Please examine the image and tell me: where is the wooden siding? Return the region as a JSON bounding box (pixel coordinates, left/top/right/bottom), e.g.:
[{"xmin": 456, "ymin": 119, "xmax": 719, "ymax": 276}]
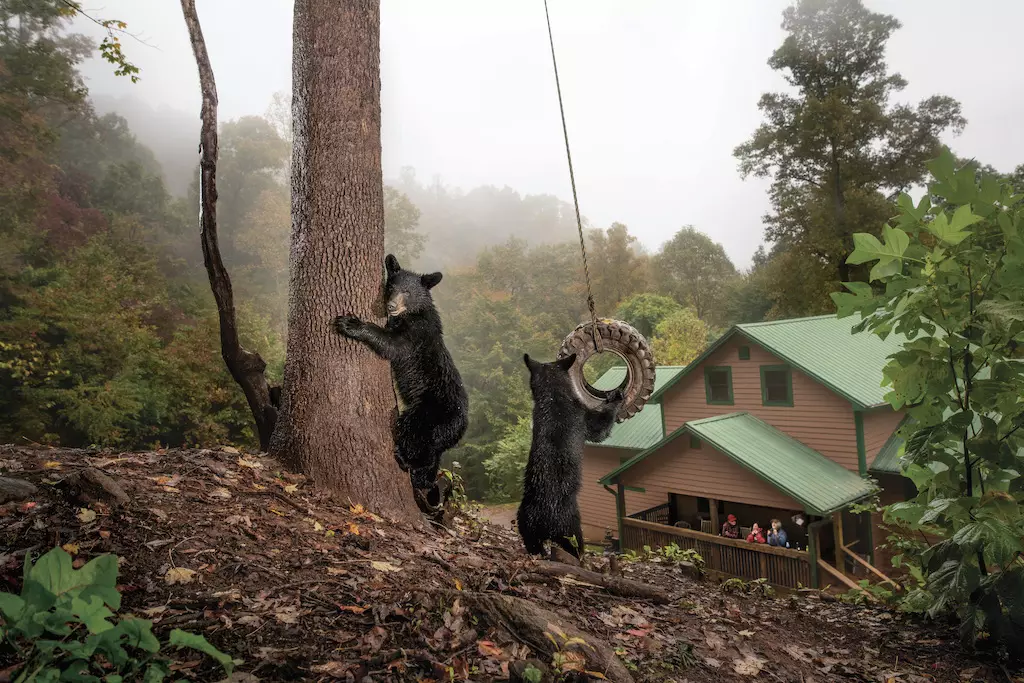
[
  {"xmin": 661, "ymin": 337, "xmax": 861, "ymax": 471},
  {"xmin": 871, "ymin": 473, "xmax": 915, "ymax": 573},
  {"xmin": 621, "ymin": 437, "xmax": 801, "ymax": 511},
  {"xmin": 580, "ymin": 447, "xmax": 664, "ymax": 541},
  {"xmin": 863, "ymin": 408, "xmax": 905, "ymax": 460}
]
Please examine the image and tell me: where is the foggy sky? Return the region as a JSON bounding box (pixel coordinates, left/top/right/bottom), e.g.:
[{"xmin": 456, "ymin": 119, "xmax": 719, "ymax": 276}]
[{"xmin": 73, "ymin": 1, "xmax": 1024, "ymax": 269}]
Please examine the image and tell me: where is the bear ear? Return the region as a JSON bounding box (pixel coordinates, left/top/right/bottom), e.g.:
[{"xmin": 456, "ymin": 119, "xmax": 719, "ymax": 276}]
[
  {"xmin": 421, "ymin": 272, "xmax": 443, "ymax": 289},
  {"xmin": 556, "ymin": 353, "xmax": 577, "ymax": 372},
  {"xmin": 385, "ymin": 254, "xmax": 401, "ymax": 277},
  {"xmin": 523, "ymin": 353, "xmax": 537, "ymax": 371}
]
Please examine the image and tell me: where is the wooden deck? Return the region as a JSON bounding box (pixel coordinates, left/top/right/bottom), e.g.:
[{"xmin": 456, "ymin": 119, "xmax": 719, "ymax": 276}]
[{"xmin": 621, "ymin": 515, "xmax": 813, "ymax": 589}]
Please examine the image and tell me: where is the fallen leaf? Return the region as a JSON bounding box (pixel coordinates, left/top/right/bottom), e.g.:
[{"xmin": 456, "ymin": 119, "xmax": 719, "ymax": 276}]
[
  {"xmin": 142, "ymin": 606, "xmax": 168, "ymax": 617},
  {"xmin": 585, "ymin": 672, "xmax": 608, "ymax": 680},
  {"xmin": 326, "ymin": 567, "xmax": 348, "ymax": 576},
  {"xmin": 18, "ymin": 502, "xmax": 37, "ymax": 513},
  {"xmin": 98, "ymin": 530, "xmax": 110, "ymax": 539},
  {"xmin": 61, "ymin": 543, "xmax": 79, "ymax": 555},
  {"xmin": 282, "ymin": 483, "xmax": 298, "ymax": 493},
  {"xmin": 346, "ymin": 522, "xmax": 360, "ymax": 535},
  {"xmin": 310, "ymin": 662, "xmax": 354, "ymax": 676},
  {"xmin": 704, "ymin": 631, "xmax": 725, "ymax": 652},
  {"xmin": 274, "ymin": 606, "xmax": 301, "ymax": 624},
  {"xmin": 478, "ymin": 640, "xmax": 504, "ymax": 658},
  {"xmin": 77, "ymin": 508, "xmax": 97, "ymax": 523},
  {"xmin": 363, "ymin": 625, "xmax": 388, "ymax": 652},
  {"xmin": 164, "ymin": 567, "xmax": 197, "ymax": 585},
  {"xmin": 269, "ymin": 508, "xmax": 286, "ymax": 516},
  {"xmin": 237, "ymin": 456, "xmax": 262, "ymax": 468},
  {"xmin": 337, "ymin": 605, "xmax": 367, "ymax": 614},
  {"xmin": 454, "ymin": 578, "xmax": 462, "ymax": 590},
  {"xmin": 370, "ymin": 560, "xmax": 400, "ymax": 573},
  {"xmin": 145, "ymin": 539, "xmax": 173, "ymax": 550},
  {"xmin": 733, "ymin": 656, "xmax": 766, "ymax": 676},
  {"xmin": 210, "ymin": 487, "xmax": 232, "ymax": 499},
  {"xmin": 349, "ymin": 503, "xmax": 365, "ymax": 516},
  {"xmin": 738, "ymin": 629, "xmax": 755, "ymax": 638},
  {"xmin": 42, "ymin": 460, "xmax": 61, "ymax": 469},
  {"xmin": 313, "ymin": 520, "xmax": 324, "ymax": 532},
  {"xmin": 705, "ymin": 658, "xmax": 722, "ymax": 669},
  {"xmin": 221, "ymin": 445, "xmax": 240, "ymax": 454}
]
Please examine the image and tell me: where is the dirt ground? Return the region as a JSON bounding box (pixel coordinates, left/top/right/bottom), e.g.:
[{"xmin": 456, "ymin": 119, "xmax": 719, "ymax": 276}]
[{"xmin": 0, "ymin": 444, "xmax": 1017, "ymax": 682}]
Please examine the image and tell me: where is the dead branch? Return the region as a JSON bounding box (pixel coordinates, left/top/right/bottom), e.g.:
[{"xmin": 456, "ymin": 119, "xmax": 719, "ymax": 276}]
[
  {"xmin": 531, "ymin": 560, "xmax": 673, "ymax": 604},
  {"xmin": 0, "ymin": 477, "xmax": 38, "ymax": 504},
  {"xmin": 57, "ymin": 467, "xmax": 130, "ymax": 507},
  {"xmin": 179, "ymin": 0, "xmax": 277, "ymax": 450},
  {"xmin": 459, "ymin": 592, "xmax": 634, "ymax": 683}
]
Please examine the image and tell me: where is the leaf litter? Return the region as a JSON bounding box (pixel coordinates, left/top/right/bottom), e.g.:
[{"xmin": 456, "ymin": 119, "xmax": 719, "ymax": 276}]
[{"xmin": 0, "ymin": 444, "xmax": 1013, "ymax": 682}]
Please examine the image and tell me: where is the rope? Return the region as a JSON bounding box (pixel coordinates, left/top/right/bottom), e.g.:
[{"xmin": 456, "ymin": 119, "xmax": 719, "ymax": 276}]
[{"xmin": 543, "ymin": 0, "xmax": 600, "ymax": 352}]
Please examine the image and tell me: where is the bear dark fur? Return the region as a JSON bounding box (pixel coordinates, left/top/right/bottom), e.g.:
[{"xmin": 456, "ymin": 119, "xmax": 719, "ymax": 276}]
[
  {"xmin": 334, "ymin": 254, "xmax": 468, "ymax": 489},
  {"xmin": 517, "ymin": 353, "xmax": 624, "ymax": 558}
]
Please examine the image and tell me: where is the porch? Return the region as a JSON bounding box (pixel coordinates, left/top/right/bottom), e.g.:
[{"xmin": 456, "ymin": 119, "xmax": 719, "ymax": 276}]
[{"xmin": 624, "ymin": 502, "xmax": 896, "ymax": 595}]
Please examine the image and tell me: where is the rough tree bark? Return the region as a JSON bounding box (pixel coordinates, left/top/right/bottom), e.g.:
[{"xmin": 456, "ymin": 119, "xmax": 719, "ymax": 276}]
[
  {"xmin": 180, "ymin": 0, "xmax": 278, "ymax": 450},
  {"xmin": 268, "ymin": 0, "xmax": 419, "ymax": 522}
]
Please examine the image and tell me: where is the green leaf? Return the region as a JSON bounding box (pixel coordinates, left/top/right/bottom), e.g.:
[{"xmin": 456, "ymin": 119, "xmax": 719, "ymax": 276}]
[
  {"xmin": 924, "ymin": 205, "xmax": 979, "ymax": 245},
  {"xmin": 71, "ymin": 595, "xmax": 115, "ymax": 634},
  {"xmin": 169, "ymin": 629, "xmax": 234, "ymax": 674},
  {"xmin": 0, "ymin": 591, "xmax": 25, "ymax": 620},
  {"xmin": 926, "ymin": 148, "xmax": 957, "ymax": 185},
  {"xmin": 116, "ymin": 618, "xmax": 160, "ymax": 653},
  {"xmin": 830, "ymin": 281, "xmax": 875, "ymax": 318},
  {"xmin": 848, "ymin": 225, "xmax": 909, "ymax": 282},
  {"xmin": 28, "ymin": 549, "xmax": 120, "ymax": 611}
]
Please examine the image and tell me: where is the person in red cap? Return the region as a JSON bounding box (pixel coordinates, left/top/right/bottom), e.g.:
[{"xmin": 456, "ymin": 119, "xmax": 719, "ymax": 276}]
[{"xmin": 721, "ymin": 513, "xmax": 740, "ymax": 539}]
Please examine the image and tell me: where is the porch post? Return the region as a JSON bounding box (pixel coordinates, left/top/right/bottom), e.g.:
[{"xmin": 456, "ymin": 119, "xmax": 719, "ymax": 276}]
[
  {"xmin": 833, "ymin": 510, "xmax": 846, "ymax": 577},
  {"xmin": 615, "ymin": 482, "xmax": 626, "ymax": 550},
  {"xmin": 708, "ymin": 498, "xmax": 721, "ymax": 570}
]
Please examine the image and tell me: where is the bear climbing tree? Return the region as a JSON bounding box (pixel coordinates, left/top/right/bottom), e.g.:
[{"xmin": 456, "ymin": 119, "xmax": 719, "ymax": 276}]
[{"xmin": 266, "ymin": 0, "xmax": 420, "ymax": 521}]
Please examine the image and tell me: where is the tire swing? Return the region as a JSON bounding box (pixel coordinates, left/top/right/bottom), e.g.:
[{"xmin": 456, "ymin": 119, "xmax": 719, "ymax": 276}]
[{"xmin": 543, "ymin": 0, "xmax": 655, "ymax": 422}]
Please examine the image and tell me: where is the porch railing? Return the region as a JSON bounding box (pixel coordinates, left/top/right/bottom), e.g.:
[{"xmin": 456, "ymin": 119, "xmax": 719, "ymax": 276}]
[
  {"xmin": 622, "ymin": 517, "xmax": 812, "ymax": 589},
  {"xmin": 628, "ymin": 503, "xmax": 671, "ymax": 526}
]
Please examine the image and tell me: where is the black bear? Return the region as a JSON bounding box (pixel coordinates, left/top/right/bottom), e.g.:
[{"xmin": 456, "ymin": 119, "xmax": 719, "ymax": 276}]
[
  {"xmin": 517, "ymin": 353, "xmax": 623, "ymax": 559},
  {"xmin": 333, "ymin": 254, "xmax": 468, "ymax": 490}
]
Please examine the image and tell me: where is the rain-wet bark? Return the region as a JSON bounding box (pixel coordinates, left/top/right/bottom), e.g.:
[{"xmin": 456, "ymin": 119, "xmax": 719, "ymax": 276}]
[{"xmin": 268, "ymin": 0, "xmax": 419, "ymax": 522}]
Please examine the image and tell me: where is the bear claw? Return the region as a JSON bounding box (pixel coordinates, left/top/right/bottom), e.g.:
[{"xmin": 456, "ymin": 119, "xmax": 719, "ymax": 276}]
[{"xmin": 334, "ymin": 315, "xmax": 361, "ymax": 336}]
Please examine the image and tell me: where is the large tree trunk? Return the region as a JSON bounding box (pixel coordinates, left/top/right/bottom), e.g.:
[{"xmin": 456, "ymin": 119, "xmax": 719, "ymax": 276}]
[{"xmin": 268, "ymin": 0, "xmax": 419, "ymax": 522}]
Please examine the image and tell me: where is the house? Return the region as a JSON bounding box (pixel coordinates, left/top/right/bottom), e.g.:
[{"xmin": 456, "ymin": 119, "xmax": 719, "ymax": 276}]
[{"xmin": 580, "ymin": 314, "xmax": 912, "ymax": 591}]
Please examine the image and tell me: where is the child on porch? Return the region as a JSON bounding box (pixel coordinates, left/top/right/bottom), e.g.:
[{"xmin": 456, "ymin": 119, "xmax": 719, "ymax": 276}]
[
  {"xmin": 721, "ymin": 514, "xmax": 740, "ymax": 539},
  {"xmin": 746, "ymin": 522, "xmax": 766, "ymax": 544}
]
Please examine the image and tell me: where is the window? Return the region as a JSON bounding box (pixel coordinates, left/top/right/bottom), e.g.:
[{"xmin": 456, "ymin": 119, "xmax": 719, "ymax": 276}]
[
  {"xmin": 760, "ymin": 365, "xmax": 793, "ymax": 406},
  {"xmin": 738, "ymin": 346, "xmax": 750, "ymax": 360},
  {"xmin": 704, "ymin": 366, "xmax": 733, "ymax": 405},
  {"xmin": 689, "ymin": 434, "xmax": 702, "ymax": 449}
]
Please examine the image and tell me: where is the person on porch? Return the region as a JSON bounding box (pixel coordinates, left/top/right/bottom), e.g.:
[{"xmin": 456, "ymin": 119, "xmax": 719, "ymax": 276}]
[
  {"xmin": 721, "ymin": 514, "xmax": 740, "ymax": 538},
  {"xmin": 766, "ymin": 518, "xmax": 790, "ymax": 548},
  {"xmin": 746, "ymin": 522, "xmax": 766, "ymax": 544}
]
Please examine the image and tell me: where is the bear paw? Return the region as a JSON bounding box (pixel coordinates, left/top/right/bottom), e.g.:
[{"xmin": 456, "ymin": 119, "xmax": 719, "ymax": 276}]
[
  {"xmin": 333, "ymin": 315, "xmax": 362, "ymax": 337},
  {"xmin": 606, "ymin": 388, "xmax": 625, "ymax": 404}
]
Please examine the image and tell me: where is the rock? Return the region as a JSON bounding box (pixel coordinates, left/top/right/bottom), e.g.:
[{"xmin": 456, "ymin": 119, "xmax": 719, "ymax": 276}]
[{"xmin": 0, "ymin": 477, "xmax": 38, "ymax": 504}]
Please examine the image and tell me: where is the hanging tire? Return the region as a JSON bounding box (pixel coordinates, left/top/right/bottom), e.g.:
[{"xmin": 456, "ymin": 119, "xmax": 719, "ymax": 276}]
[{"xmin": 557, "ymin": 319, "xmax": 656, "ymax": 423}]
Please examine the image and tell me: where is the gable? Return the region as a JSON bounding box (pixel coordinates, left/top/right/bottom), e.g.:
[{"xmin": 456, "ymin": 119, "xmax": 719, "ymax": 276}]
[{"xmin": 659, "ymin": 335, "xmax": 859, "ymax": 470}]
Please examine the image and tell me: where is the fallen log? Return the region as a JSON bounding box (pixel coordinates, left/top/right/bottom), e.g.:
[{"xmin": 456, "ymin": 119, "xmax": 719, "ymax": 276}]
[
  {"xmin": 460, "ymin": 591, "xmax": 634, "ymax": 683},
  {"xmin": 532, "ymin": 560, "xmax": 673, "ymax": 604},
  {"xmin": 58, "ymin": 467, "xmax": 130, "ymax": 507}
]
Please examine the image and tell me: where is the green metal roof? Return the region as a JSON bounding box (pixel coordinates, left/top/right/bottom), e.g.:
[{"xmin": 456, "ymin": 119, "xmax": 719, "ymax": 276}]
[
  {"xmin": 870, "ymin": 417, "xmax": 910, "ymax": 474},
  {"xmin": 601, "ymin": 412, "xmax": 877, "ymax": 515},
  {"xmin": 587, "ymin": 403, "xmax": 664, "ymax": 450},
  {"xmin": 650, "ymin": 314, "xmax": 908, "ymax": 409},
  {"xmin": 584, "ymin": 366, "xmax": 684, "ymax": 450}
]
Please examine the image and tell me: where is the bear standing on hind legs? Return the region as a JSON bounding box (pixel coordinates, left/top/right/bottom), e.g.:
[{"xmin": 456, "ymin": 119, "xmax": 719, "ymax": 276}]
[
  {"xmin": 517, "ymin": 353, "xmax": 624, "ymax": 559},
  {"xmin": 334, "ymin": 254, "xmax": 468, "ymax": 490}
]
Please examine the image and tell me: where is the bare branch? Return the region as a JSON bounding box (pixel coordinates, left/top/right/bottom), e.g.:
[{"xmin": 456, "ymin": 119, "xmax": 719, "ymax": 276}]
[{"xmin": 179, "ymin": 0, "xmax": 277, "ymax": 450}]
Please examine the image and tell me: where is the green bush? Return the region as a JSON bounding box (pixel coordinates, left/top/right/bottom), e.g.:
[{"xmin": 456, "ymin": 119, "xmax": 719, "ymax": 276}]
[{"xmin": 0, "ymin": 548, "xmax": 235, "ymax": 681}]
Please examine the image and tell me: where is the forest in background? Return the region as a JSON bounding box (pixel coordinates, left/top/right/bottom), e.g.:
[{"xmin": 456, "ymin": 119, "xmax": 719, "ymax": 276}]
[{"xmin": 3, "ymin": 0, "xmax": 1021, "ymax": 502}]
